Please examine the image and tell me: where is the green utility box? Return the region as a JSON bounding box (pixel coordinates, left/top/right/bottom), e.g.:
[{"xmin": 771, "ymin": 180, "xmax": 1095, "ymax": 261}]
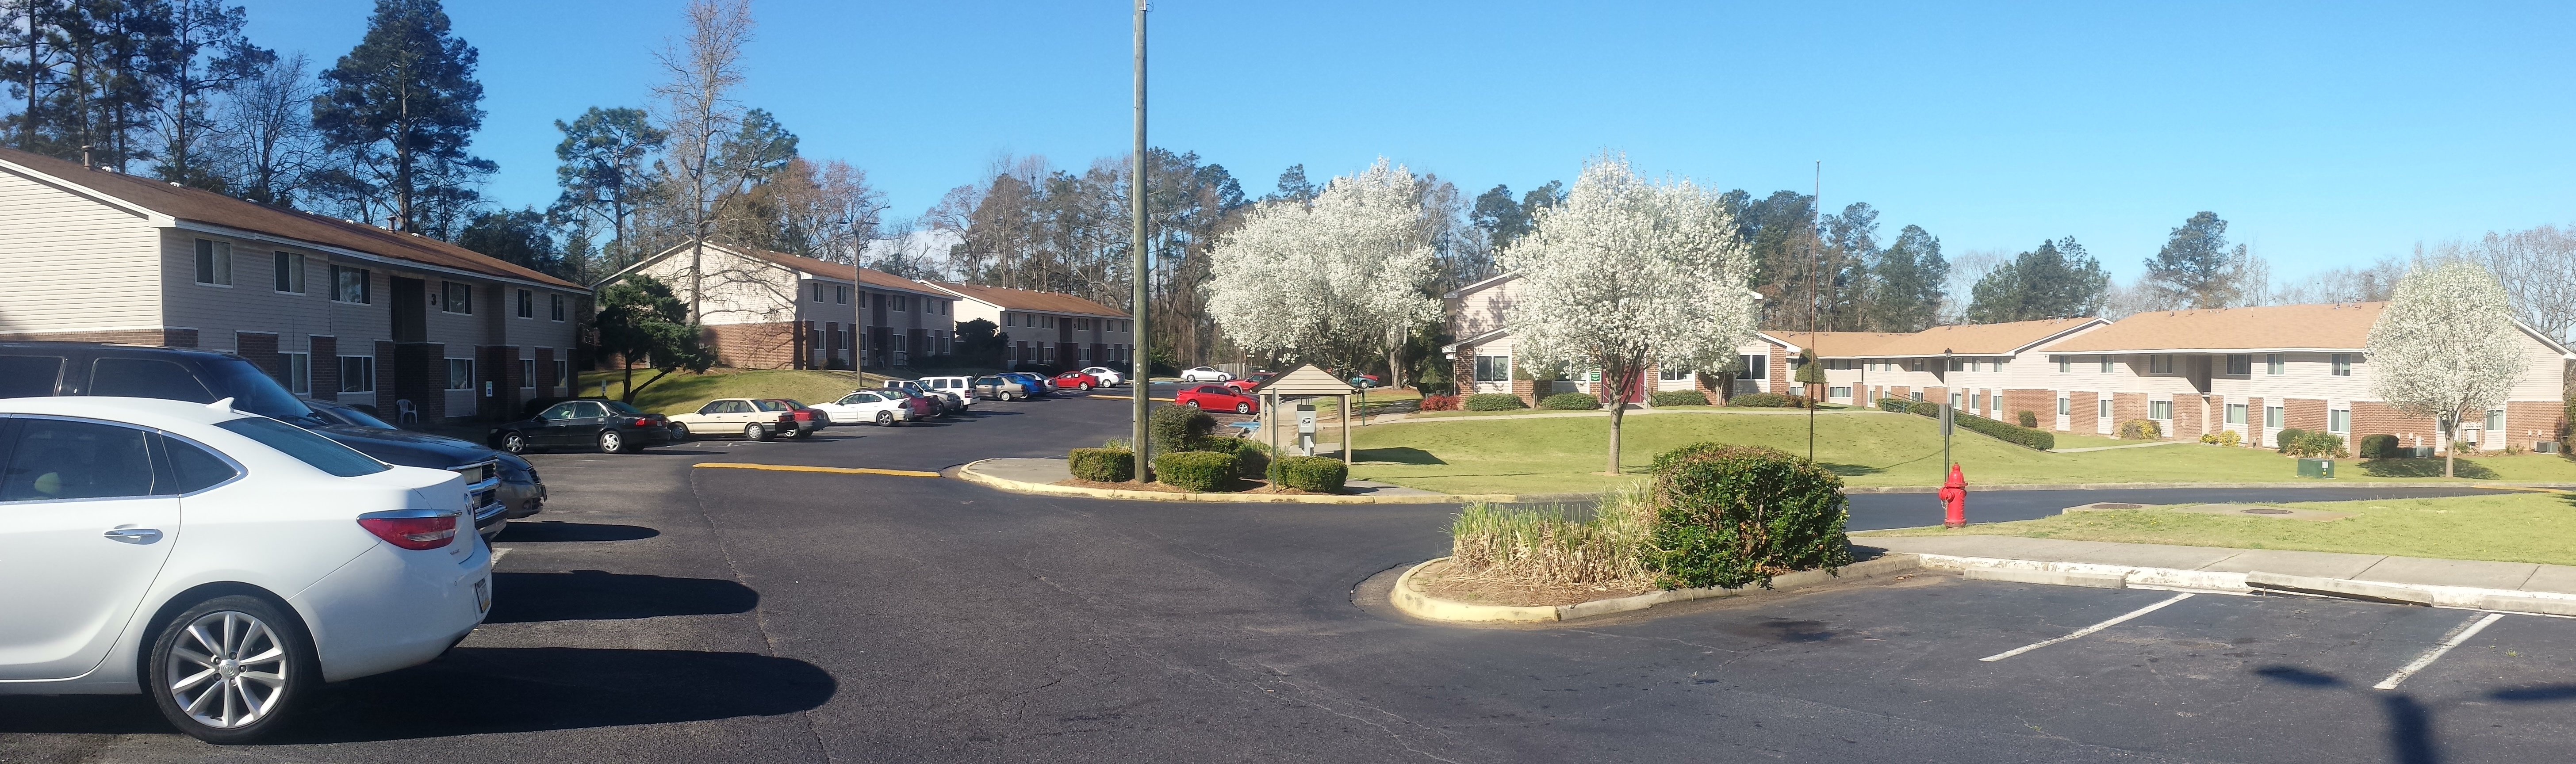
[{"xmin": 2297, "ymin": 458, "xmax": 2336, "ymax": 478}]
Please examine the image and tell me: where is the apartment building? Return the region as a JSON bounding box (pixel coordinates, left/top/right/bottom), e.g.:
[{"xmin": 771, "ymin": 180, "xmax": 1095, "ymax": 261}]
[
  {"xmin": 1801, "ymin": 318, "xmax": 2112, "ymax": 418},
  {"xmin": 0, "ymin": 146, "xmax": 586, "ymax": 422},
  {"xmin": 608, "ymin": 243, "xmax": 956, "ymax": 370},
  {"xmin": 1443, "ymin": 271, "xmax": 1799, "ymax": 403},
  {"xmin": 927, "ymin": 282, "xmax": 1132, "ymax": 368},
  {"xmin": 2033, "ymin": 303, "xmax": 2571, "ymax": 451}
]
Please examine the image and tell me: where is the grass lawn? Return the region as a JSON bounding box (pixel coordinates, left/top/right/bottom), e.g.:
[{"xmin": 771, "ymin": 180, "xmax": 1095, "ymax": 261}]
[
  {"xmin": 2048, "ymin": 432, "xmax": 2138, "ymax": 450},
  {"xmin": 1857, "ymin": 492, "xmax": 2576, "ymax": 567},
  {"xmin": 578, "ymin": 368, "xmax": 893, "ymax": 415},
  {"xmin": 1345, "ymin": 410, "xmax": 2576, "ymax": 495}
]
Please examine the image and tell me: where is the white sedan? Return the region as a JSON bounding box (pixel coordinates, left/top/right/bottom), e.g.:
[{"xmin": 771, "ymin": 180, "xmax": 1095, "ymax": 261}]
[
  {"xmin": 812, "ymin": 390, "xmax": 915, "ymax": 426},
  {"xmin": 1179, "ymin": 366, "xmax": 1233, "ymax": 383},
  {"xmin": 1078, "ymin": 366, "xmax": 1127, "ymax": 387},
  {"xmin": 0, "ymin": 397, "xmax": 490, "ymax": 743}
]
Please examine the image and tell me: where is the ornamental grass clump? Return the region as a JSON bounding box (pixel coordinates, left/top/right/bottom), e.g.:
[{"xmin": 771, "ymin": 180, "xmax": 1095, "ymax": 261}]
[
  {"xmin": 1446, "ymin": 485, "xmax": 1658, "ymax": 586},
  {"xmin": 1645, "ymin": 443, "xmax": 1853, "ymax": 589}
]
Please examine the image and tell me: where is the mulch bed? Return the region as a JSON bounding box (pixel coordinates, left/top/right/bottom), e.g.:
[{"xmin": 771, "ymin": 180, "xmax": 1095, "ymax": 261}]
[
  {"xmin": 1406, "ymin": 559, "xmax": 1654, "ymax": 607},
  {"xmin": 1054, "ymin": 477, "xmax": 1340, "ymax": 495}
]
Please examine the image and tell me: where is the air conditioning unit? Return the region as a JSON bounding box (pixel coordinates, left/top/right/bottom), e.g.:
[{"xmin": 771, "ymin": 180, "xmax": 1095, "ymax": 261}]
[{"xmin": 2539, "ymin": 442, "xmax": 2561, "ymax": 454}]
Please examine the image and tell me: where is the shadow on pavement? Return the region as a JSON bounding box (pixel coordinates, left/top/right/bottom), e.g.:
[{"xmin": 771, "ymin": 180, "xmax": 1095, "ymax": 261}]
[
  {"xmin": 0, "ymin": 649, "xmax": 834, "ymax": 741},
  {"xmin": 484, "ymin": 571, "xmax": 756, "ymax": 623},
  {"xmin": 494, "ymin": 522, "xmax": 660, "ymax": 542}
]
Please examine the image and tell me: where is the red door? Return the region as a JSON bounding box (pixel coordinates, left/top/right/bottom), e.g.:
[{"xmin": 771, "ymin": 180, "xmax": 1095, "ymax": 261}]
[{"xmin": 1601, "ymin": 371, "xmax": 1648, "ymax": 404}]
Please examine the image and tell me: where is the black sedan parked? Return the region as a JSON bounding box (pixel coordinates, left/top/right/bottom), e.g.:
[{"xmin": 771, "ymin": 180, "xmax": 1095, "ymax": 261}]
[
  {"xmin": 305, "ymin": 398, "xmax": 548, "ymax": 520},
  {"xmin": 489, "ymin": 398, "xmax": 675, "ymax": 455}
]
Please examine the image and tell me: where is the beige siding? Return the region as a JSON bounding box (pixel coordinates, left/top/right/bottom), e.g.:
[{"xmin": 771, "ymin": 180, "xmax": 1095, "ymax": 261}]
[
  {"xmin": 0, "ymin": 168, "xmax": 162, "ymax": 333},
  {"xmin": 636, "ymin": 248, "xmax": 799, "ymax": 327}
]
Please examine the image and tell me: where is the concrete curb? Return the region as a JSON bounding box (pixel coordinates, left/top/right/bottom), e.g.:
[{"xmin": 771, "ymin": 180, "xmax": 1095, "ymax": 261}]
[
  {"xmin": 1388, "ymin": 554, "xmax": 1925, "ymax": 624},
  {"xmin": 1841, "ymin": 481, "xmax": 2576, "ymax": 494},
  {"xmin": 1911, "ymin": 552, "xmax": 2576, "ymax": 615},
  {"xmin": 954, "ymin": 459, "xmax": 1518, "ymax": 505}
]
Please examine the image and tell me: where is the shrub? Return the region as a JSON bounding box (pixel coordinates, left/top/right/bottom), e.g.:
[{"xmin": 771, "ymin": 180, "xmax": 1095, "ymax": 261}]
[
  {"xmin": 2286, "ymin": 431, "xmax": 2350, "ymax": 458},
  {"xmin": 2360, "ymin": 433, "xmax": 2400, "ymax": 459},
  {"xmin": 1646, "ymin": 443, "xmax": 1853, "ymax": 589},
  {"xmin": 1268, "ymin": 455, "xmax": 1348, "ymax": 493},
  {"xmin": 2217, "ymin": 429, "xmax": 2242, "ymax": 447},
  {"xmin": 1418, "ymin": 393, "xmax": 1460, "ymax": 411},
  {"xmin": 2274, "ymin": 428, "xmax": 2306, "ymax": 453},
  {"xmin": 2017, "ymin": 410, "xmax": 2039, "ymax": 428},
  {"xmin": 1540, "ymin": 392, "xmax": 1602, "ymax": 410},
  {"xmin": 2200, "ymin": 433, "xmax": 2219, "ymax": 444},
  {"xmin": 1149, "ymin": 404, "xmax": 1222, "ymax": 453},
  {"xmin": 1728, "ymin": 392, "xmax": 1796, "ymax": 408},
  {"xmin": 1879, "ymin": 397, "xmax": 2053, "ymax": 450},
  {"xmin": 1464, "ymin": 393, "xmax": 1528, "ymax": 411},
  {"xmin": 2120, "ymin": 419, "xmax": 2163, "ymax": 440},
  {"xmin": 1067, "ymin": 447, "xmax": 1135, "ymax": 482},
  {"xmin": 1877, "ymin": 398, "xmax": 1917, "ymax": 414},
  {"xmin": 1650, "ymin": 390, "xmax": 1711, "ymax": 407},
  {"xmin": 1230, "ymin": 439, "xmax": 1273, "ymax": 479},
  {"xmin": 1153, "ymin": 451, "xmax": 1238, "ymax": 491},
  {"xmin": 1448, "ymin": 486, "xmax": 1656, "ymax": 586}
]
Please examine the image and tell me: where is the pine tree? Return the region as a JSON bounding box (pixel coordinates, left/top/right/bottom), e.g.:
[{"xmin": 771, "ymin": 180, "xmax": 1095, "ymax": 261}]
[
  {"xmin": 312, "ymin": 0, "xmax": 491, "ymax": 234},
  {"xmin": 2142, "ymin": 211, "xmax": 2252, "ymax": 309}
]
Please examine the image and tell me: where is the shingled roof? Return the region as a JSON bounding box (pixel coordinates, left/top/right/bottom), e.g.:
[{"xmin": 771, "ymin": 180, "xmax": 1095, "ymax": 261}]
[
  {"xmin": 724, "ymin": 246, "xmax": 948, "ymax": 295},
  {"xmin": 930, "ymin": 282, "xmax": 1129, "ymax": 318},
  {"xmin": 2040, "ymin": 303, "xmax": 2388, "ymax": 353},
  {"xmin": 1776, "ymin": 318, "xmax": 2107, "ymax": 358},
  {"xmin": 0, "ymin": 146, "xmax": 581, "ymax": 289}
]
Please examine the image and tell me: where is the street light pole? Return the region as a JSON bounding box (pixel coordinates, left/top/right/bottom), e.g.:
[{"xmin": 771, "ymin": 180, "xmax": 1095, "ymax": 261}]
[
  {"xmin": 1941, "ymin": 347, "xmax": 1954, "ymax": 476},
  {"xmin": 1128, "ymin": 0, "xmax": 1151, "ymax": 481}
]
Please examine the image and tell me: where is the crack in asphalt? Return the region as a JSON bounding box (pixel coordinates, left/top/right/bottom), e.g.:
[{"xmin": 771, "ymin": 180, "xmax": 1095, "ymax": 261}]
[{"xmin": 687, "ymin": 467, "xmax": 839, "ymax": 764}]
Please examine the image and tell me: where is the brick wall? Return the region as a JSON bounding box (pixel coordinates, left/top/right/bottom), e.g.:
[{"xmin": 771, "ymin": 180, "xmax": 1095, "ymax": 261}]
[
  {"xmin": 2282, "ymin": 397, "xmax": 2328, "ymax": 439},
  {"xmin": 2072, "ymin": 391, "xmax": 2099, "ymax": 434},
  {"xmin": 234, "ymin": 332, "xmax": 282, "ymax": 387},
  {"xmin": 2246, "ymin": 395, "xmax": 2265, "ymax": 447},
  {"xmin": 2112, "ymin": 393, "xmax": 2151, "ymax": 437},
  {"xmin": 1512, "ymin": 378, "xmax": 1537, "ymax": 406},
  {"xmin": 1452, "ymin": 352, "xmax": 1474, "ymax": 393},
  {"xmin": 311, "ymin": 336, "xmax": 338, "ymax": 397},
  {"xmin": 2350, "ymin": 401, "xmax": 2438, "ymax": 452},
  {"xmin": 2171, "ymin": 395, "xmax": 2206, "ymax": 439},
  {"xmin": 2507, "ymin": 400, "xmax": 2565, "ymax": 451},
  {"xmin": 706, "ymin": 322, "xmax": 797, "ymax": 369},
  {"xmin": 374, "ymin": 340, "xmax": 395, "ymax": 414},
  {"xmin": 2002, "ymin": 389, "xmax": 2052, "ymax": 427},
  {"xmin": 0, "ymin": 329, "xmax": 167, "ymax": 344},
  {"xmin": 475, "ymin": 345, "xmax": 522, "ymax": 421}
]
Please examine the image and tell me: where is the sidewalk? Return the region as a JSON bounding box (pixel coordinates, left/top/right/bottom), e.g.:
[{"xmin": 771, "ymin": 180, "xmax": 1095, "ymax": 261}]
[{"xmin": 1866, "ymin": 534, "xmax": 2576, "ymax": 615}]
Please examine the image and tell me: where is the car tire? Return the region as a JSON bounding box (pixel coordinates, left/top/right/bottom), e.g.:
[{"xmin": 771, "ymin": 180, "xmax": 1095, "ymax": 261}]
[
  {"xmin": 1236, "ymin": 402, "xmax": 1251, "ymax": 414},
  {"xmin": 1081, "ymin": 382, "xmax": 1094, "ymax": 391},
  {"xmin": 499, "ymin": 431, "xmax": 528, "ymax": 455},
  {"xmin": 746, "ymin": 423, "xmax": 772, "ymax": 442},
  {"xmin": 670, "ymin": 422, "xmax": 693, "ymax": 442},
  {"xmin": 145, "ymin": 595, "xmax": 318, "ymax": 745},
  {"xmin": 1185, "ymin": 400, "xmax": 1202, "ymax": 409},
  {"xmin": 598, "ymin": 429, "xmax": 628, "ymax": 454},
  {"xmin": 875, "ymin": 411, "xmax": 894, "ymax": 426}
]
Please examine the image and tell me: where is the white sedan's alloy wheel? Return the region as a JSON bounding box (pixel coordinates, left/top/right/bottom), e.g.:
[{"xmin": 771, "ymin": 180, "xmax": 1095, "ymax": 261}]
[{"xmin": 168, "ymin": 610, "xmax": 289, "ymax": 729}]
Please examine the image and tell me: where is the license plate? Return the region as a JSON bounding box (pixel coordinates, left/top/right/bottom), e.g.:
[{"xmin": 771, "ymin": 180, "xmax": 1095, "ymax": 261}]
[{"xmin": 474, "ymin": 578, "xmax": 491, "ymax": 613}]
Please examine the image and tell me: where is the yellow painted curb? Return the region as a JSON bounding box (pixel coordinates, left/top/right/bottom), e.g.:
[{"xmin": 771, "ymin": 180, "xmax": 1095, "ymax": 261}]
[
  {"xmin": 694, "ymin": 462, "xmax": 943, "ymax": 478},
  {"xmin": 954, "ymin": 459, "xmax": 1514, "ymax": 504}
]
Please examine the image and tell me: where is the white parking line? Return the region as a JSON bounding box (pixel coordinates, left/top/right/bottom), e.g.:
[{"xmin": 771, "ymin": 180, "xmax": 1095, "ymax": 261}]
[
  {"xmin": 1981, "ymin": 592, "xmax": 2196, "ymax": 662},
  {"xmin": 2373, "ymin": 612, "xmax": 2506, "ymax": 690},
  {"xmin": 491, "ymin": 546, "xmax": 512, "ymax": 565}
]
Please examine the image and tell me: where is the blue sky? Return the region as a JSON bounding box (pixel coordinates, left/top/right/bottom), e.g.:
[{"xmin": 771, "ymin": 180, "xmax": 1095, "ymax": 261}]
[{"xmin": 241, "ymin": 1, "xmax": 2576, "ymax": 280}]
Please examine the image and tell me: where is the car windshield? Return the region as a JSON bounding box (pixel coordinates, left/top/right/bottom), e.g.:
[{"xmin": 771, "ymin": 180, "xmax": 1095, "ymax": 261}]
[
  {"xmin": 202, "ymin": 355, "xmax": 326, "ymax": 424},
  {"xmin": 217, "ymin": 417, "xmax": 390, "ymax": 477}
]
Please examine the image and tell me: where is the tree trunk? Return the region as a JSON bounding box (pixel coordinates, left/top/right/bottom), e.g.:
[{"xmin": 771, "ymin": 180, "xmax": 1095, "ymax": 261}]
[
  {"xmin": 1607, "ymin": 397, "xmax": 1625, "ymax": 475},
  {"xmin": 2443, "ymin": 422, "xmax": 2456, "ymax": 478}
]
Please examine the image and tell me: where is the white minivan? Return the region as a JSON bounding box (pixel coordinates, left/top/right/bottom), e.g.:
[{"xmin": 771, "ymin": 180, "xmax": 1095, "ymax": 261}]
[
  {"xmin": 0, "ymin": 397, "xmax": 491, "ymax": 743},
  {"xmin": 915, "ymin": 376, "xmax": 980, "ymax": 409}
]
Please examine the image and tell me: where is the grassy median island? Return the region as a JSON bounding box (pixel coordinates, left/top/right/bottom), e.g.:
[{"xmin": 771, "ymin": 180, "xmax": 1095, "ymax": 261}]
[
  {"xmin": 1859, "ymin": 491, "xmax": 2576, "ymax": 567},
  {"xmin": 1346, "ymin": 411, "xmax": 2576, "ymax": 494}
]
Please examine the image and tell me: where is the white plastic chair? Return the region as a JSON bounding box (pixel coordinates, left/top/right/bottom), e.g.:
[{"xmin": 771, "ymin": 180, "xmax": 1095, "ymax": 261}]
[{"xmin": 395, "ymin": 399, "xmax": 418, "ymax": 424}]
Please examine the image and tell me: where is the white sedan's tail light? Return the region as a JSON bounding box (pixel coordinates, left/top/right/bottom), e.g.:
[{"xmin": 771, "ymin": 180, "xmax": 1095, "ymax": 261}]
[{"xmin": 357, "ymin": 509, "xmax": 462, "ymax": 550}]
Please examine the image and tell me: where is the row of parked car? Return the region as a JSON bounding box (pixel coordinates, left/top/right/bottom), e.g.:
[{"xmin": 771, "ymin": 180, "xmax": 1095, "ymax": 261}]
[{"xmin": 483, "ymin": 366, "xmax": 1134, "ymax": 451}]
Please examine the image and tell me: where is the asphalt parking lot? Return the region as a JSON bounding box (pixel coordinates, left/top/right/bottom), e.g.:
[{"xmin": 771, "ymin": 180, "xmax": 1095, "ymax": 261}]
[{"xmin": 4, "ymin": 386, "xmax": 2572, "ymax": 763}]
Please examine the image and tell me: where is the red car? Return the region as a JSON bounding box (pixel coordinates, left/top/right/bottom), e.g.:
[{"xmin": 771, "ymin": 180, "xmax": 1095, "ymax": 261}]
[
  {"xmin": 1177, "ymin": 384, "xmax": 1260, "ymax": 414},
  {"xmin": 1053, "ymin": 370, "xmax": 1102, "ymax": 391},
  {"xmin": 1223, "ymin": 371, "xmax": 1276, "ymax": 393}
]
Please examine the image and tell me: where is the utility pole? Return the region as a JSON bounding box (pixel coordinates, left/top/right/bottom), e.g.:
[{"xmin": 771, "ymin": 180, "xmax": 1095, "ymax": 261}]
[
  {"xmin": 1807, "ymin": 160, "xmax": 1820, "ymax": 462},
  {"xmin": 1128, "ymin": 0, "xmax": 1151, "ymax": 482}
]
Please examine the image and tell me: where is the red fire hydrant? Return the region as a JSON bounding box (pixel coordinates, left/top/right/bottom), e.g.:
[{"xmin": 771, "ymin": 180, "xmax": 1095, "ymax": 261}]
[{"xmin": 1939, "ymin": 463, "xmax": 1968, "ymax": 528}]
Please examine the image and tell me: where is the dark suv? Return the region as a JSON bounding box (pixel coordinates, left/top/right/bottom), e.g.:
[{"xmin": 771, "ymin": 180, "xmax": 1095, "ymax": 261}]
[{"xmin": 0, "ymin": 342, "xmax": 514, "ymax": 539}]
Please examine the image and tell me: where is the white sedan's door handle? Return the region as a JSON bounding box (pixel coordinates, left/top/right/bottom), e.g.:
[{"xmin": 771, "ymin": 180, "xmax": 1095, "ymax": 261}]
[{"xmin": 103, "ymin": 526, "xmax": 164, "ymax": 544}]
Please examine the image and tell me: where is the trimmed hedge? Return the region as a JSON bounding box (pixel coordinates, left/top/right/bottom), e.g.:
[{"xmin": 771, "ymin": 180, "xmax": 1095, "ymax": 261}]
[
  {"xmin": 2120, "ymin": 419, "xmax": 2162, "ymax": 440},
  {"xmin": 1150, "ymin": 404, "xmax": 1222, "ymax": 453},
  {"xmin": 1067, "ymin": 447, "xmax": 1135, "ymax": 482},
  {"xmin": 1230, "ymin": 439, "xmax": 1273, "ymax": 479},
  {"xmin": 1728, "ymin": 392, "xmax": 1797, "ymax": 408},
  {"xmin": 1268, "ymin": 455, "xmax": 1348, "ymax": 493},
  {"xmin": 2274, "ymin": 428, "xmax": 2306, "ymax": 453},
  {"xmin": 1418, "ymin": 393, "xmax": 1460, "ymax": 411},
  {"xmin": 1879, "ymin": 397, "xmax": 2054, "ymax": 451},
  {"xmin": 1153, "ymin": 451, "xmax": 1238, "ymax": 491},
  {"xmin": 1464, "ymin": 393, "xmax": 1528, "ymax": 411},
  {"xmin": 1651, "ymin": 390, "xmax": 1711, "ymax": 406},
  {"xmin": 2360, "ymin": 433, "xmax": 2400, "ymax": 459},
  {"xmin": 2017, "ymin": 410, "xmax": 2039, "ymax": 428},
  {"xmin": 1645, "ymin": 443, "xmax": 1853, "ymax": 589},
  {"xmin": 1540, "ymin": 392, "xmax": 1602, "ymax": 410}
]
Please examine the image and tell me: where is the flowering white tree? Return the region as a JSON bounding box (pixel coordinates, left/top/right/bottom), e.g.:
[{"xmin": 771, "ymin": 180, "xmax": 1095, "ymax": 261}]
[
  {"xmin": 1503, "ymin": 156, "xmax": 1760, "ymax": 474},
  {"xmin": 2365, "ymin": 259, "xmax": 2526, "ymax": 478},
  {"xmin": 1204, "ymin": 159, "xmax": 1441, "ymax": 384}
]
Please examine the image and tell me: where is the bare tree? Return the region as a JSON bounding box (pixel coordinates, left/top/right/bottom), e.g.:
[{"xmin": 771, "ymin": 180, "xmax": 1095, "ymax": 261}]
[
  {"xmin": 2468, "ymin": 225, "xmax": 2576, "ymax": 343},
  {"xmin": 209, "ymin": 51, "xmax": 319, "ymax": 207},
  {"xmin": 1936, "ymin": 248, "xmax": 2008, "ymax": 322},
  {"xmin": 648, "ymin": 0, "xmax": 754, "ymax": 320}
]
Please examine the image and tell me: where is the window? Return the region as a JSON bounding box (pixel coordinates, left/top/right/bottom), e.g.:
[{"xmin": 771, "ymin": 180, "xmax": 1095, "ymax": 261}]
[
  {"xmin": 274, "ymin": 252, "xmax": 305, "ymax": 293},
  {"xmin": 836, "ymin": 286, "xmax": 849, "ymax": 305},
  {"xmin": 217, "ymin": 417, "xmax": 387, "ymax": 477},
  {"xmin": 2487, "ymin": 409, "xmax": 2505, "ymax": 432},
  {"xmin": 509, "ymin": 289, "xmax": 528, "ymax": 318},
  {"xmin": 2058, "ymin": 356, "xmax": 2070, "ymax": 373},
  {"xmin": 1986, "ymin": 393, "xmax": 1998, "ymax": 411},
  {"xmin": 2150, "ymin": 400, "xmax": 2172, "ymax": 420},
  {"xmin": 2227, "ymin": 404, "xmax": 2247, "ymax": 424},
  {"xmin": 812, "ymin": 283, "xmax": 826, "ymax": 302},
  {"xmin": 2226, "ymin": 354, "xmax": 2251, "ymax": 375},
  {"xmin": 2057, "ymin": 397, "xmax": 2071, "ymax": 416},
  {"xmin": 2150, "ymin": 354, "xmax": 2174, "ymax": 374},
  {"xmin": 2266, "ymin": 406, "xmax": 2281, "ymax": 428},
  {"xmin": 2332, "ymin": 354, "xmax": 2353, "ymax": 376},
  {"xmin": 190, "ymin": 239, "xmax": 233, "ymax": 286},
  {"xmin": 1910, "ymin": 391, "xmax": 1923, "ymax": 401},
  {"xmin": 159, "ymin": 435, "xmax": 240, "ymax": 494},
  {"xmin": 1044, "ymin": 315, "xmax": 1055, "ymax": 328},
  {"xmin": 1660, "ymin": 367, "xmax": 1694, "ymax": 381},
  {"xmin": 1949, "ymin": 393, "xmax": 1962, "ymax": 408},
  {"xmin": 518, "ymin": 359, "xmax": 535, "ymax": 388},
  {"xmin": 2329, "ymin": 409, "xmax": 2350, "ymax": 433},
  {"xmin": 0, "ymin": 356, "xmax": 62, "ymax": 397},
  {"xmin": 332, "ymin": 266, "xmax": 370, "ymax": 303},
  {"xmin": 90, "ymin": 358, "xmax": 215, "ymax": 402},
  {"xmin": 895, "ymin": 296, "xmax": 910, "ymax": 312},
  {"xmin": 283, "ymin": 352, "xmax": 310, "ymax": 395},
  {"xmin": 441, "ymin": 281, "xmax": 472, "ymax": 314},
  {"xmin": 2099, "ymin": 398, "xmax": 2112, "ymax": 418},
  {"xmin": 1474, "ymin": 356, "xmax": 1511, "ymax": 382},
  {"xmin": 339, "ymin": 356, "xmax": 375, "ymax": 392},
  {"xmin": 446, "ymin": 359, "xmax": 474, "ymax": 390},
  {"xmin": 1742, "ymin": 355, "xmax": 1767, "ymax": 378},
  {"xmin": 551, "ymin": 294, "xmax": 566, "ymax": 321},
  {"xmin": 555, "ymin": 359, "xmax": 570, "ymax": 389},
  {"xmin": 1949, "ymin": 357, "xmax": 1964, "ymax": 371},
  {"xmin": 2266, "ymin": 353, "xmax": 2285, "ymax": 375},
  {"xmin": 1, "ymin": 419, "xmax": 157, "ymax": 501},
  {"xmin": 1828, "ymin": 386, "xmax": 1851, "ymax": 398}
]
